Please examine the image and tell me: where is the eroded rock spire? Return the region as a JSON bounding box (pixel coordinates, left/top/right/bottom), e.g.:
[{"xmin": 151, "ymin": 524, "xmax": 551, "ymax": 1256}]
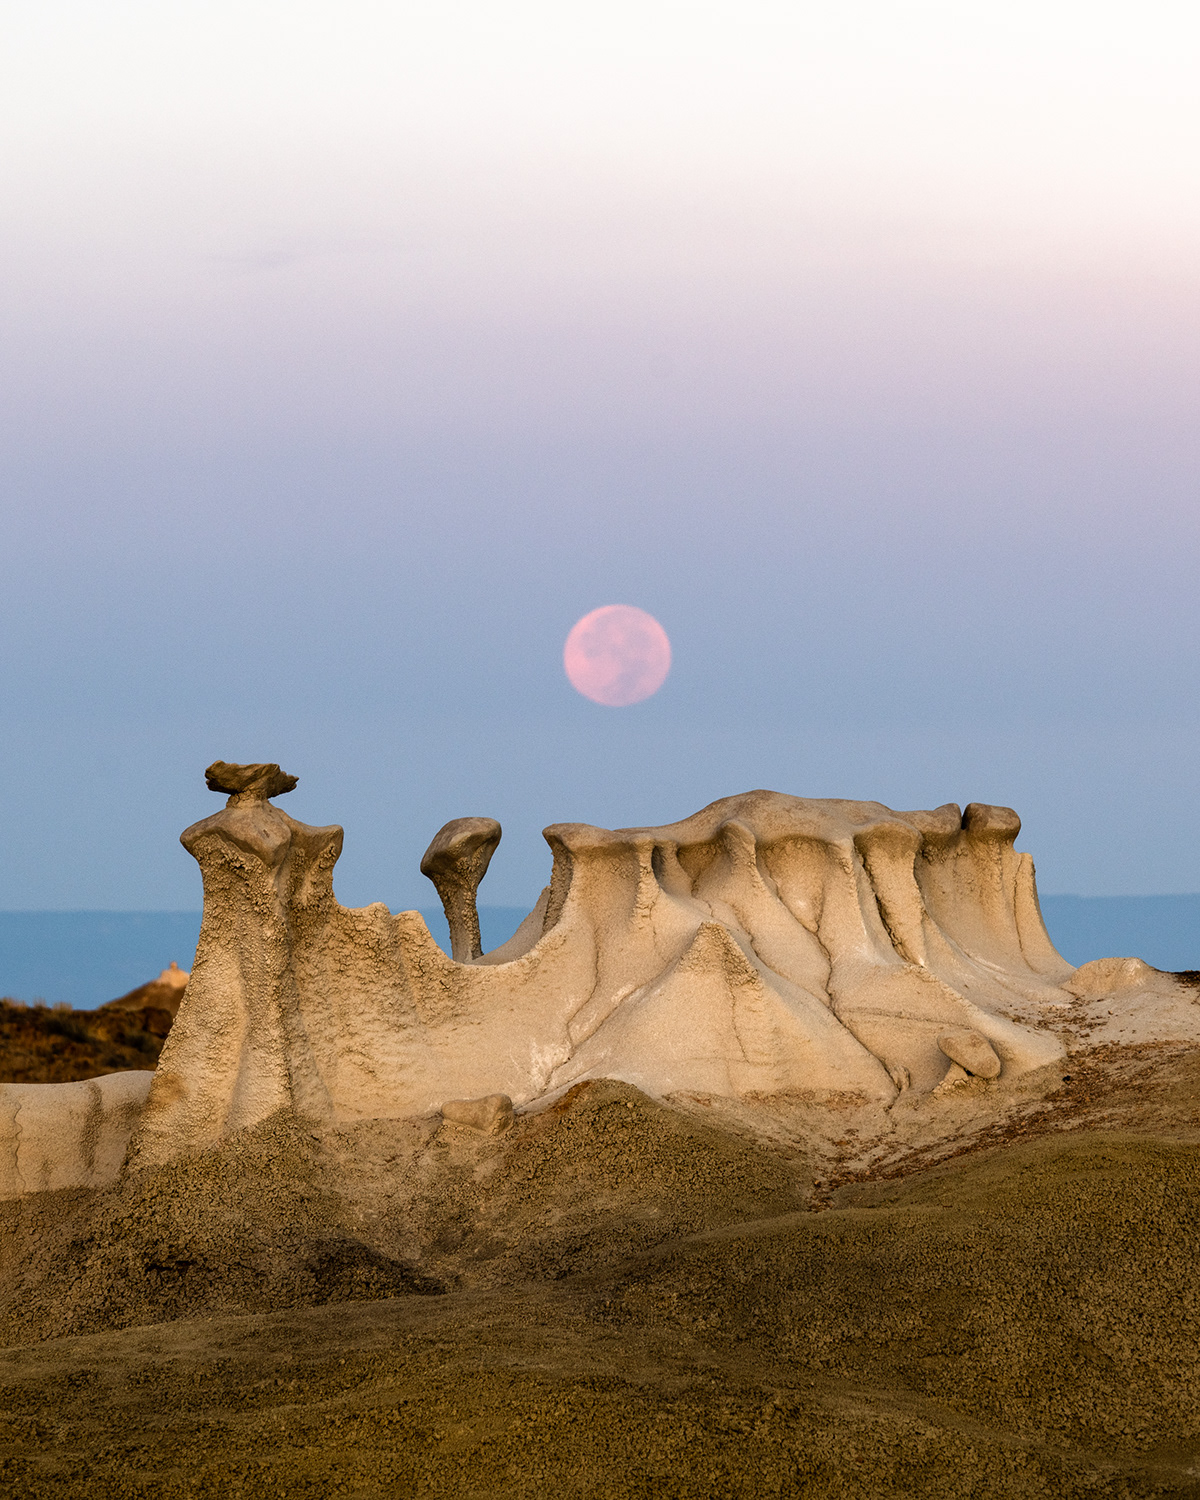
[{"xmin": 420, "ymin": 817, "xmax": 502, "ymax": 962}]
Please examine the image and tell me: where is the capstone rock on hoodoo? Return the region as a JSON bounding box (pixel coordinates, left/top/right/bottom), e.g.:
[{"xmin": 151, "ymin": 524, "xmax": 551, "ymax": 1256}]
[{"xmin": 114, "ymin": 763, "xmax": 1079, "ymax": 1171}]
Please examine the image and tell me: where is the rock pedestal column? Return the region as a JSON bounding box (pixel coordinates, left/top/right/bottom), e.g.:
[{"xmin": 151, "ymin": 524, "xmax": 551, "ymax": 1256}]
[{"xmin": 128, "ymin": 762, "xmax": 343, "ymax": 1168}]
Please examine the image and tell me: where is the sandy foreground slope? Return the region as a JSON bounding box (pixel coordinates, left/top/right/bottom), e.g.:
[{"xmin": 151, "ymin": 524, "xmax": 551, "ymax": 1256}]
[{"xmin": 2, "ymin": 1039, "xmax": 1199, "ymax": 1499}]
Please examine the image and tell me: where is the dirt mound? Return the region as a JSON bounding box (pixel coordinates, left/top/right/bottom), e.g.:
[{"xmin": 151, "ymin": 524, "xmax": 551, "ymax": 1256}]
[
  {"xmin": 604, "ymin": 1132, "xmax": 1200, "ymax": 1447},
  {"xmin": 2, "ymin": 1127, "xmax": 1199, "ymax": 1497},
  {"xmin": 395, "ymin": 1078, "xmax": 806, "ymax": 1284},
  {"xmin": 0, "ymin": 1080, "xmax": 803, "ymax": 1347},
  {"xmin": 0, "ymin": 1114, "xmax": 437, "ymax": 1347},
  {"xmin": 3, "ymin": 1060, "xmax": 1200, "ymax": 1494}
]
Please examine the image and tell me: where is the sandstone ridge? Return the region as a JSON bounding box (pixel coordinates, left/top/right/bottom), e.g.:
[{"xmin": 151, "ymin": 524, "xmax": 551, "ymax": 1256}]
[
  {"xmin": 5, "ymin": 767, "xmax": 1200, "ymax": 1495},
  {"xmin": 132, "ymin": 775, "xmax": 1078, "ymax": 1166}
]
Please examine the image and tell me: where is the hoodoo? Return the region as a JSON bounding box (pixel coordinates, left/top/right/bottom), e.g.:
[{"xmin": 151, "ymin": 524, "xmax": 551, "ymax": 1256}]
[{"xmin": 126, "ymin": 764, "xmax": 1081, "ymax": 1168}]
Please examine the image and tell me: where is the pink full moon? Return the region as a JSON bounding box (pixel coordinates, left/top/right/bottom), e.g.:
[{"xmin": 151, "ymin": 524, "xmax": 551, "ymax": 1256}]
[{"xmin": 563, "ymin": 605, "xmax": 672, "ymax": 707}]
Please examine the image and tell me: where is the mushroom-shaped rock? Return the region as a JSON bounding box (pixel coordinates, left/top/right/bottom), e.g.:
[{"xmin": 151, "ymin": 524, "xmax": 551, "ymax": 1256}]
[
  {"xmin": 421, "ymin": 817, "xmax": 502, "ymax": 962},
  {"xmin": 937, "ymin": 1029, "xmax": 1002, "ymax": 1079},
  {"xmin": 204, "ymin": 760, "xmax": 298, "ymax": 804},
  {"xmin": 441, "ymin": 1094, "xmax": 515, "ymax": 1135}
]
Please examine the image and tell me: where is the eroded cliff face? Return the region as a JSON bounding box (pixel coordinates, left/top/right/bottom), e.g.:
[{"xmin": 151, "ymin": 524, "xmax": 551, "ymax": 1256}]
[{"xmin": 126, "ymin": 776, "xmax": 1075, "ymax": 1170}]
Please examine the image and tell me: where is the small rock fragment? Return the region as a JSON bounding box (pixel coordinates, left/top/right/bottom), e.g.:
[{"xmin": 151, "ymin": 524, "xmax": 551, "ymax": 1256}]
[
  {"xmin": 441, "ymin": 1094, "xmax": 515, "ymax": 1135},
  {"xmin": 1063, "ymin": 956, "xmax": 1158, "ymax": 997},
  {"xmin": 204, "ymin": 760, "xmax": 298, "ymax": 802},
  {"xmin": 937, "ymin": 1029, "xmax": 1002, "ymax": 1079}
]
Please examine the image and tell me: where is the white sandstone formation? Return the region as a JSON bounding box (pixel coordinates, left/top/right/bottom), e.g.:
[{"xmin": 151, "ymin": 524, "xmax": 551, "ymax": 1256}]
[
  {"xmin": 126, "ymin": 762, "xmax": 1077, "ymax": 1170},
  {"xmin": 4, "ymin": 758, "xmax": 1196, "ymax": 1201}
]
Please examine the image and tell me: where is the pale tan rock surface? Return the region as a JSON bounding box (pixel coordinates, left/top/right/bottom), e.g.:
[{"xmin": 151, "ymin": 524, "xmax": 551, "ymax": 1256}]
[
  {"xmin": 127, "ymin": 772, "xmax": 1083, "ymax": 1172},
  {"xmin": 0, "ymin": 1070, "xmax": 153, "ymax": 1198}
]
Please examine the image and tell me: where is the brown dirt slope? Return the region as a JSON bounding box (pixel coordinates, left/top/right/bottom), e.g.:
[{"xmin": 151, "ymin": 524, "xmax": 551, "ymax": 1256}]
[
  {"xmin": 0, "ymin": 972, "xmax": 182, "ymax": 1083},
  {"xmin": 0, "ymin": 1081, "xmax": 804, "ymax": 1345},
  {"xmin": 2, "ymin": 1061, "xmax": 1200, "ymax": 1496}
]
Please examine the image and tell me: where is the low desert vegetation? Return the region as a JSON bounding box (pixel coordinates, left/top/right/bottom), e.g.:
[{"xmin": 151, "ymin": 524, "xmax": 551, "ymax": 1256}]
[{"xmin": 0, "ymin": 972, "xmax": 182, "ymax": 1083}]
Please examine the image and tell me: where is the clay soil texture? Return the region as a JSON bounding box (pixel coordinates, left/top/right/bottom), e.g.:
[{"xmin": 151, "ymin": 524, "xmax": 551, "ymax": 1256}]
[{"xmin": 2, "ymin": 1058, "xmax": 1200, "ymax": 1498}]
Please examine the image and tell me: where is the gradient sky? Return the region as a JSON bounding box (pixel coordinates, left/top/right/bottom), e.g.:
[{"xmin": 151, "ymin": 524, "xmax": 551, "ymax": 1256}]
[{"xmin": 1, "ymin": 2, "xmax": 1198, "ymax": 911}]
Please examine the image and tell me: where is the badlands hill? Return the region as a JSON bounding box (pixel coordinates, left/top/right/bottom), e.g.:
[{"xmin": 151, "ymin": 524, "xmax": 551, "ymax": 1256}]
[
  {"xmin": 2, "ymin": 766, "xmax": 1199, "ymax": 1498},
  {"xmin": 0, "ymin": 964, "xmax": 186, "ymax": 1085}
]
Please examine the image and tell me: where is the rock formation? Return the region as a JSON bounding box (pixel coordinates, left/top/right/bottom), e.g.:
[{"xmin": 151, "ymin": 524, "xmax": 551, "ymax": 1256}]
[
  {"xmin": 4, "ymin": 760, "xmax": 1198, "ymax": 1201},
  {"xmin": 106, "ymin": 961, "xmax": 189, "ymax": 1017},
  {"xmin": 127, "ymin": 766, "xmax": 1078, "ymax": 1168}
]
